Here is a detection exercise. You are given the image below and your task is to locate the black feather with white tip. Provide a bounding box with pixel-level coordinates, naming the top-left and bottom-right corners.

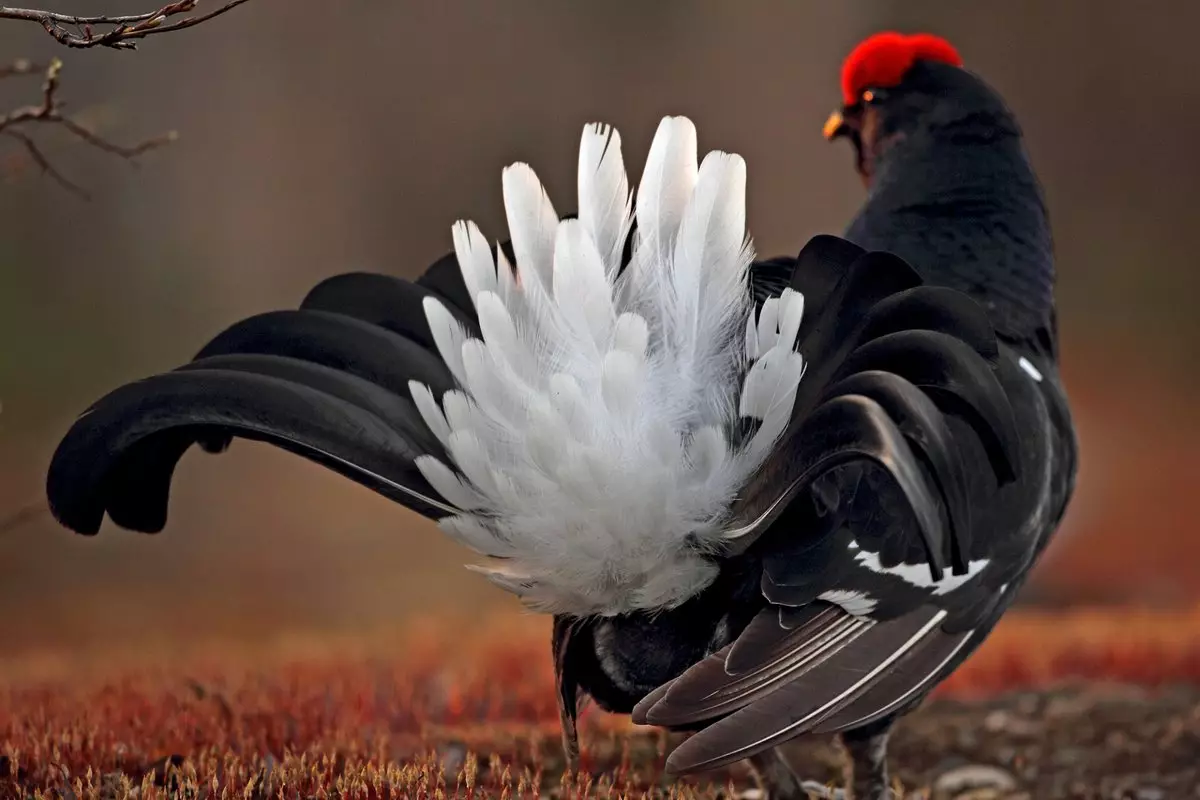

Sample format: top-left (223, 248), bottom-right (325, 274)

top-left (721, 238), bottom-right (1018, 582)
top-left (624, 227), bottom-right (1071, 778)
top-left (661, 605), bottom-right (949, 773)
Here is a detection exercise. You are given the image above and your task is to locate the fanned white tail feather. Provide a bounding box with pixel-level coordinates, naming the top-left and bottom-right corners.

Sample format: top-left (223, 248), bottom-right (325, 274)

top-left (411, 116), bottom-right (806, 616)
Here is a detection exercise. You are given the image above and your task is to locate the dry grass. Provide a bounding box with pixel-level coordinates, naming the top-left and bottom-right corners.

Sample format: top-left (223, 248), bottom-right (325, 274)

top-left (2, 607), bottom-right (1200, 798)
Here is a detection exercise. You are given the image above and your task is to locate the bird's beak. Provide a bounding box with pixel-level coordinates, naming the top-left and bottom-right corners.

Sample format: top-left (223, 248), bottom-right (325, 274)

top-left (823, 109), bottom-right (847, 141)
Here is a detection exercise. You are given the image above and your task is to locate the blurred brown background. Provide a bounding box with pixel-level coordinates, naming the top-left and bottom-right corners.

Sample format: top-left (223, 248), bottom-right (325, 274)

top-left (0, 1), bottom-right (1195, 656)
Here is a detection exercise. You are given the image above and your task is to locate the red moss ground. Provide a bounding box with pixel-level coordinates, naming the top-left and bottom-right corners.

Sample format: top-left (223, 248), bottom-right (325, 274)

top-left (3, 608), bottom-right (1200, 799)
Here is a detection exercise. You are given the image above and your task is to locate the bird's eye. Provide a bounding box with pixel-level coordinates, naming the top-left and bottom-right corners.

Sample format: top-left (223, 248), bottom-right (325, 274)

top-left (862, 88), bottom-right (888, 104)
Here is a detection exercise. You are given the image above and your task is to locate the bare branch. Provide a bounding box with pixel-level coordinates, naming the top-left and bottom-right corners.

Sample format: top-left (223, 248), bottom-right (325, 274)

top-left (0, 0), bottom-right (254, 50)
top-left (0, 58), bottom-right (177, 198)
top-left (58, 116), bottom-right (178, 158)
top-left (0, 1), bottom-right (251, 194)
top-left (5, 128), bottom-right (90, 197)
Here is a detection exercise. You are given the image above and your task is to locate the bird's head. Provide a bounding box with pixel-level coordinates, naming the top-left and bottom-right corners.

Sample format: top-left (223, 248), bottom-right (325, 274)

top-left (824, 32), bottom-right (1018, 186)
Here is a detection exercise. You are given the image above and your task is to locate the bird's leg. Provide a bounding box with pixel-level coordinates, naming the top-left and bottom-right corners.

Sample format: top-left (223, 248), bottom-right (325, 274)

top-left (837, 718), bottom-right (894, 800)
top-left (551, 617), bottom-right (584, 775)
top-left (745, 747), bottom-right (845, 800)
top-left (560, 717), bottom-right (580, 775)
top-left (746, 747), bottom-right (804, 799)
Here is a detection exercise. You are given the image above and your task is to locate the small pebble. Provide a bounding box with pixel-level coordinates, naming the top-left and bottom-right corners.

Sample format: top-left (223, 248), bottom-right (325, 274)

top-left (983, 710), bottom-right (1010, 731)
top-left (799, 781), bottom-right (846, 800)
top-left (1051, 746), bottom-right (1087, 767)
top-left (984, 710), bottom-right (1041, 736)
top-left (933, 764), bottom-right (1019, 797)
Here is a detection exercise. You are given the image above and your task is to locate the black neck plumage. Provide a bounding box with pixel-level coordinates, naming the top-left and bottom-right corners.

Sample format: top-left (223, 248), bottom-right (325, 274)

top-left (845, 125), bottom-right (1059, 360)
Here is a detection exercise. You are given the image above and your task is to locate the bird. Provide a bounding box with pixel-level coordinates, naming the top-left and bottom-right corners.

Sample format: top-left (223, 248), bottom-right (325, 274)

top-left (44, 30), bottom-right (1076, 800)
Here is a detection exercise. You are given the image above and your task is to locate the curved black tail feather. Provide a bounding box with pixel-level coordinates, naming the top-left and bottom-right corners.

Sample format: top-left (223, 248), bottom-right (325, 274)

top-left (47, 366), bottom-right (454, 535)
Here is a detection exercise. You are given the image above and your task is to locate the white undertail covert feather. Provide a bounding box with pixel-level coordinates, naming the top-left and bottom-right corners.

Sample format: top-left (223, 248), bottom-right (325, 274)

top-left (411, 116), bottom-right (807, 616)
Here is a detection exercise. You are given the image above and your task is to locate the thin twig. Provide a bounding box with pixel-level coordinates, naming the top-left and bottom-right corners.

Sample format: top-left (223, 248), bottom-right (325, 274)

top-left (0, 55), bottom-right (63, 134)
top-left (58, 117), bottom-right (178, 158)
top-left (0, 0), bottom-right (254, 50)
top-left (0, 58), bottom-right (178, 198)
top-left (0, 2), bottom-right (251, 194)
top-left (4, 128), bottom-right (89, 197)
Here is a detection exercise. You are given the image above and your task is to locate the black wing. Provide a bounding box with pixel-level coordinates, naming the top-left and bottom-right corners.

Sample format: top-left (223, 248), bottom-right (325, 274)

top-left (632, 235), bottom-right (1052, 775)
top-left (723, 236), bottom-right (1019, 576)
top-left (46, 279), bottom-right (468, 535)
top-left (46, 221), bottom-right (796, 537)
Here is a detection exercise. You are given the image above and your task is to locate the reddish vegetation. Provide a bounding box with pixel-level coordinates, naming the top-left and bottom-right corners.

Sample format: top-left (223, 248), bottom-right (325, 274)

top-left (2, 608), bottom-right (1199, 798)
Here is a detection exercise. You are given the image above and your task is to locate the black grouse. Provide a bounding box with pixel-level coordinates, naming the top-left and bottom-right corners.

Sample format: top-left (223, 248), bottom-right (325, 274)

top-left (45, 30), bottom-right (1077, 800)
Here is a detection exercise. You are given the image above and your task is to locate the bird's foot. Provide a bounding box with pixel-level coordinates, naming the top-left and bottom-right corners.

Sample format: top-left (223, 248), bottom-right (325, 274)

top-left (738, 779), bottom-right (886, 800)
top-left (744, 748), bottom-right (851, 800)
top-left (838, 721), bottom-right (895, 800)
top-left (742, 731), bottom-right (900, 799)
